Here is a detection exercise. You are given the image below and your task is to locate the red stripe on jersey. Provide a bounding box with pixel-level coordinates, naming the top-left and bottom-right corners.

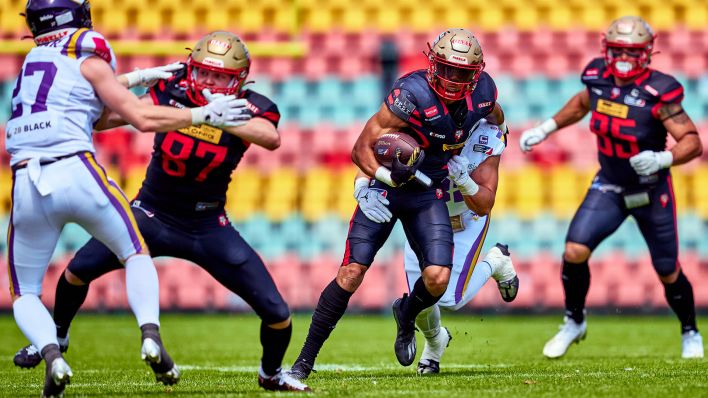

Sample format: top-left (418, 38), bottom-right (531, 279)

top-left (409, 126), bottom-right (430, 149)
top-left (387, 94), bottom-right (393, 104)
top-left (148, 88), bottom-right (160, 105)
top-left (408, 115), bottom-right (422, 127)
top-left (666, 175), bottom-right (680, 273)
top-left (261, 111), bottom-right (280, 124)
top-left (661, 87), bottom-right (684, 102)
top-left (341, 209), bottom-right (358, 266)
top-left (634, 69), bottom-right (651, 86)
top-left (465, 93), bottom-right (474, 110)
top-left (602, 68), bottom-right (612, 79)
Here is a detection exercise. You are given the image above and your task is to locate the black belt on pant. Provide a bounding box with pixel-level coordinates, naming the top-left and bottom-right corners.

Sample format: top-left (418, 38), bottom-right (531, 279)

top-left (11, 152), bottom-right (83, 172)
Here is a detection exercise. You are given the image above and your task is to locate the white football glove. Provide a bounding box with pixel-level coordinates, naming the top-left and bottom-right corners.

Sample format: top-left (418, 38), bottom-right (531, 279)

top-left (447, 155), bottom-right (478, 196)
top-left (190, 89), bottom-right (251, 128)
top-left (354, 178), bottom-right (392, 223)
top-left (629, 150), bottom-right (673, 176)
top-left (123, 62), bottom-right (183, 88)
top-left (519, 118), bottom-right (558, 152)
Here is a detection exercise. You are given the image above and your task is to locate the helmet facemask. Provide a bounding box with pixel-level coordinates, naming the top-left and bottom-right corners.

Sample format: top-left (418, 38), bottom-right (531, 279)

top-left (602, 16), bottom-right (655, 79)
top-left (185, 32), bottom-right (251, 106)
top-left (425, 29), bottom-right (485, 101)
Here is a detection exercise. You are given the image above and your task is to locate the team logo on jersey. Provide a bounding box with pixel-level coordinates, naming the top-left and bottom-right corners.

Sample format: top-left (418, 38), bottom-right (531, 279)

top-left (477, 101), bottom-right (493, 109)
top-left (435, 189), bottom-right (443, 199)
top-left (596, 99), bottom-right (629, 119)
top-left (611, 87), bottom-right (621, 99)
top-left (583, 68), bottom-right (599, 80)
top-left (219, 214), bottom-right (229, 226)
top-left (624, 95), bottom-right (646, 107)
top-left (644, 84), bottom-right (659, 96)
top-left (591, 88), bottom-right (603, 95)
top-left (177, 124), bottom-right (223, 144)
top-left (370, 188), bottom-right (388, 198)
top-left (479, 135), bottom-right (488, 145)
top-left (454, 129), bottom-right (464, 142)
top-left (660, 193), bottom-right (669, 208)
top-left (630, 88), bottom-right (641, 97)
top-left (472, 144), bottom-right (491, 153)
top-left (424, 106), bottom-right (439, 118)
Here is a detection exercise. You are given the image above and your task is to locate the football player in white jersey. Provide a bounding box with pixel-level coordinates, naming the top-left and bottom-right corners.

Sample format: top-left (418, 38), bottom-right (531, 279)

top-left (353, 120), bottom-right (519, 374)
top-left (5, 1), bottom-right (249, 396)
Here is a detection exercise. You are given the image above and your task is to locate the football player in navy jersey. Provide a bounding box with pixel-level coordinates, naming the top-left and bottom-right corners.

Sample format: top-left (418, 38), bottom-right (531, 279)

top-left (520, 16), bottom-right (704, 359)
top-left (289, 28), bottom-right (508, 380)
top-left (12, 31), bottom-right (310, 392)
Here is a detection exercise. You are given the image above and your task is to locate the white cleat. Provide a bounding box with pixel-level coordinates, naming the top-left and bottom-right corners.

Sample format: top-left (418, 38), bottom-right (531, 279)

top-left (485, 243), bottom-right (519, 302)
top-left (141, 338), bottom-right (161, 363)
top-left (543, 317), bottom-right (587, 359)
top-left (681, 331), bottom-right (704, 359)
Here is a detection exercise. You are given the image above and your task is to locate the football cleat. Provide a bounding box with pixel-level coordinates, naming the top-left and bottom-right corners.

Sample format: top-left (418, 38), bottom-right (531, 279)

top-left (288, 360), bottom-right (314, 381)
top-left (141, 338), bottom-right (181, 385)
top-left (392, 294), bottom-right (417, 366)
top-left (14, 342), bottom-right (68, 369)
top-left (42, 357), bottom-right (72, 398)
top-left (543, 317), bottom-right (587, 359)
top-left (258, 368), bottom-right (312, 392)
top-left (486, 243), bottom-right (519, 302)
top-left (417, 327), bottom-right (452, 375)
top-left (681, 330), bottom-right (704, 359)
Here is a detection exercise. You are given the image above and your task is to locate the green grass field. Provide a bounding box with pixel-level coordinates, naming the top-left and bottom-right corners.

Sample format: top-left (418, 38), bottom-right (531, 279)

top-left (0, 313), bottom-right (706, 397)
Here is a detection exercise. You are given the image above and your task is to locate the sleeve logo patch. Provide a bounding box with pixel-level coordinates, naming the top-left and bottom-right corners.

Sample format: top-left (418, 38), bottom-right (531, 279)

top-left (424, 106), bottom-right (439, 118)
top-left (477, 101), bottom-right (492, 108)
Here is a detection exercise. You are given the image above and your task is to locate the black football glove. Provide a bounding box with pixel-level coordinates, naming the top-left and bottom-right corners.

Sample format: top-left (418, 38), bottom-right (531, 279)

top-left (390, 150), bottom-right (425, 186)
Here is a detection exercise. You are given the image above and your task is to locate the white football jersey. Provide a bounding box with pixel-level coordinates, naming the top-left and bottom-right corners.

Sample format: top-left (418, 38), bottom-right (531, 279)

top-left (5, 28), bottom-right (117, 166)
top-left (443, 120), bottom-right (506, 216)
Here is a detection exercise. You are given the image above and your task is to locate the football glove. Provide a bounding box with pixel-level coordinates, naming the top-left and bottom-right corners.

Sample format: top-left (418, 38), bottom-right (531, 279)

top-left (447, 155), bottom-right (479, 196)
top-left (519, 119), bottom-right (558, 152)
top-left (190, 89), bottom-right (251, 128)
top-left (354, 178), bottom-right (392, 223)
top-left (629, 150), bottom-right (673, 176)
top-left (123, 62), bottom-right (183, 88)
top-left (390, 150), bottom-right (425, 187)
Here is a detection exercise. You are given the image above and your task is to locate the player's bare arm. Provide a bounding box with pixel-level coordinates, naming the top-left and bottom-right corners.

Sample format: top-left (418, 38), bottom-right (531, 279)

top-left (484, 103), bottom-right (505, 126)
top-left (94, 95), bottom-right (155, 131)
top-left (224, 117), bottom-right (280, 150)
top-left (352, 103), bottom-right (409, 177)
top-left (520, 90), bottom-right (590, 152)
top-left (81, 57), bottom-right (195, 132)
top-left (660, 103), bottom-right (703, 166)
top-left (462, 155), bottom-right (500, 216)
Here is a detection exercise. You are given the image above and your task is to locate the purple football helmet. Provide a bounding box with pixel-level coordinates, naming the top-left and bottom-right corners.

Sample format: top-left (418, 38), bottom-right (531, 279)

top-left (25, 0), bottom-right (92, 37)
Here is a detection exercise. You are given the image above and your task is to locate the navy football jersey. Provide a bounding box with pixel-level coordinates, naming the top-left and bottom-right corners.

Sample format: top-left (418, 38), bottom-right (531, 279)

top-left (581, 57), bottom-right (683, 187)
top-left (138, 65), bottom-right (280, 215)
top-left (384, 70), bottom-right (497, 185)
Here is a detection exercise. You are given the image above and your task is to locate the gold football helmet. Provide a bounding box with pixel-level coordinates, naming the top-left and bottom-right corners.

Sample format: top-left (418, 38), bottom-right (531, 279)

top-left (425, 28), bottom-right (485, 101)
top-left (602, 16), bottom-right (655, 79)
top-left (186, 31), bottom-right (251, 105)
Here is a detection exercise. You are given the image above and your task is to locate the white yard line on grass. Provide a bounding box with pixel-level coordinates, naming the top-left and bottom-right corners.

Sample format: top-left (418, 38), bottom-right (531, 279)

top-left (178, 363), bottom-right (511, 372)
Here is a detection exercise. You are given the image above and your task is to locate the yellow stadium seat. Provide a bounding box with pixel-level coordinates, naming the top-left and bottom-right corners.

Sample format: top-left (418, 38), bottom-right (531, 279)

top-left (494, 168), bottom-right (514, 216)
top-left (135, 8), bottom-right (161, 37)
top-left (237, 7), bottom-right (266, 33)
top-left (670, 169), bottom-right (689, 214)
top-left (549, 166), bottom-right (582, 218)
top-left (122, 168), bottom-right (145, 199)
top-left (548, 5), bottom-right (573, 30)
top-left (579, 5), bottom-right (606, 31)
top-left (341, 8), bottom-right (367, 32)
top-left (684, 1), bottom-right (708, 30)
top-left (272, 7), bottom-right (297, 34)
top-left (477, 5), bottom-right (505, 32)
top-left (263, 169), bottom-right (298, 222)
top-left (96, 8), bottom-right (128, 37)
top-left (375, 8), bottom-right (401, 34)
top-left (512, 5), bottom-right (540, 31)
top-left (332, 166), bottom-right (358, 220)
top-left (301, 167), bottom-right (334, 222)
top-left (646, 5), bottom-right (676, 31)
top-left (227, 168), bottom-right (263, 221)
top-left (0, 168), bottom-right (11, 215)
top-left (691, 165), bottom-right (708, 218)
top-left (409, 6), bottom-right (435, 33)
top-left (304, 8), bottom-right (333, 33)
top-left (205, 9), bottom-right (230, 32)
top-left (514, 166), bottom-right (545, 220)
top-left (169, 7), bottom-right (197, 37)
top-left (1, 4), bottom-right (27, 37)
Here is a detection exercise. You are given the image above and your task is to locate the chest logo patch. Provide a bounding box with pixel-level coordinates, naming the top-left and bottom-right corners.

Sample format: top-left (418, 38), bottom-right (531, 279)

top-left (454, 129), bottom-right (464, 142)
top-left (596, 99), bottom-right (629, 119)
top-left (177, 124), bottom-right (223, 144)
top-left (611, 87), bottom-right (621, 99)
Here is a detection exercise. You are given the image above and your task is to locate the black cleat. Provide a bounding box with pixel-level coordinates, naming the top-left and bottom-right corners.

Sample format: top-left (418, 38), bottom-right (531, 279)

top-left (15, 343), bottom-right (68, 369)
top-left (288, 360), bottom-right (314, 381)
top-left (42, 351), bottom-right (72, 398)
top-left (417, 359), bottom-right (440, 375)
top-left (392, 293), bottom-right (417, 366)
top-left (140, 325), bottom-right (180, 386)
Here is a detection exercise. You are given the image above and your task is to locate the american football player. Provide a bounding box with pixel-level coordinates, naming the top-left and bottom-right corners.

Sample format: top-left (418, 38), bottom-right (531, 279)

top-left (355, 120), bottom-right (519, 374)
top-left (520, 16), bottom-right (703, 359)
top-left (288, 28), bottom-right (509, 381)
top-left (12, 31), bottom-right (309, 392)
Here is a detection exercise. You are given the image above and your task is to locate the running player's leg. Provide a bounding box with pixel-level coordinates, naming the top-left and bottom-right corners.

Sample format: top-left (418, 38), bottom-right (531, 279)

top-left (395, 196), bottom-right (453, 366)
top-left (70, 153), bottom-right (178, 384)
top-left (292, 204), bottom-right (396, 379)
top-left (188, 223), bottom-right (309, 391)
top-left (544, 187), bottom-right (626, 358)
top-left (633, 176), bottom-right (702, 358)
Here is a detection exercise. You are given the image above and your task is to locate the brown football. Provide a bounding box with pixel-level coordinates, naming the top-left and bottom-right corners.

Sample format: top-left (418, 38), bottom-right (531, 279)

top-left (373, 131), bottom-right (421, 168)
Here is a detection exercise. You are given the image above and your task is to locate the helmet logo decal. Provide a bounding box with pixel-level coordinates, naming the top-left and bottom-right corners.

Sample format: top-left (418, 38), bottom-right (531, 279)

top-left (616, 21), bottom-right (634, 34)
top-left (207, 39), bottom-right (231, 55)
top-left (450, 38), bottom-right (472, 52)
top-left (448, 54), bottom-right (468, 64)
top-left (55, 11), bottom-right (74, 25)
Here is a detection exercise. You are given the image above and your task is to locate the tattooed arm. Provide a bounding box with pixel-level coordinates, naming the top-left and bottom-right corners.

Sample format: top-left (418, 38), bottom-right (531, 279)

top-left (659, 103), bottom-right (703, 165)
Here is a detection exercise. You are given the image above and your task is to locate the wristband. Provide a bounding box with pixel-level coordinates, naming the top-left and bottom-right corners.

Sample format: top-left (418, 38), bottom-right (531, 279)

top-left (375, 166), bottom-right (396, 187)
top-left (122, 71), bottom-right (141, 88)
top-left (190, 107), bottom-right (205, 125)
top-left (539, 118), bottom-right (558, 135)
top-left (457, 178), bottom-right (479, 196)
top-left (657, 150), bottom-right (673, 169)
